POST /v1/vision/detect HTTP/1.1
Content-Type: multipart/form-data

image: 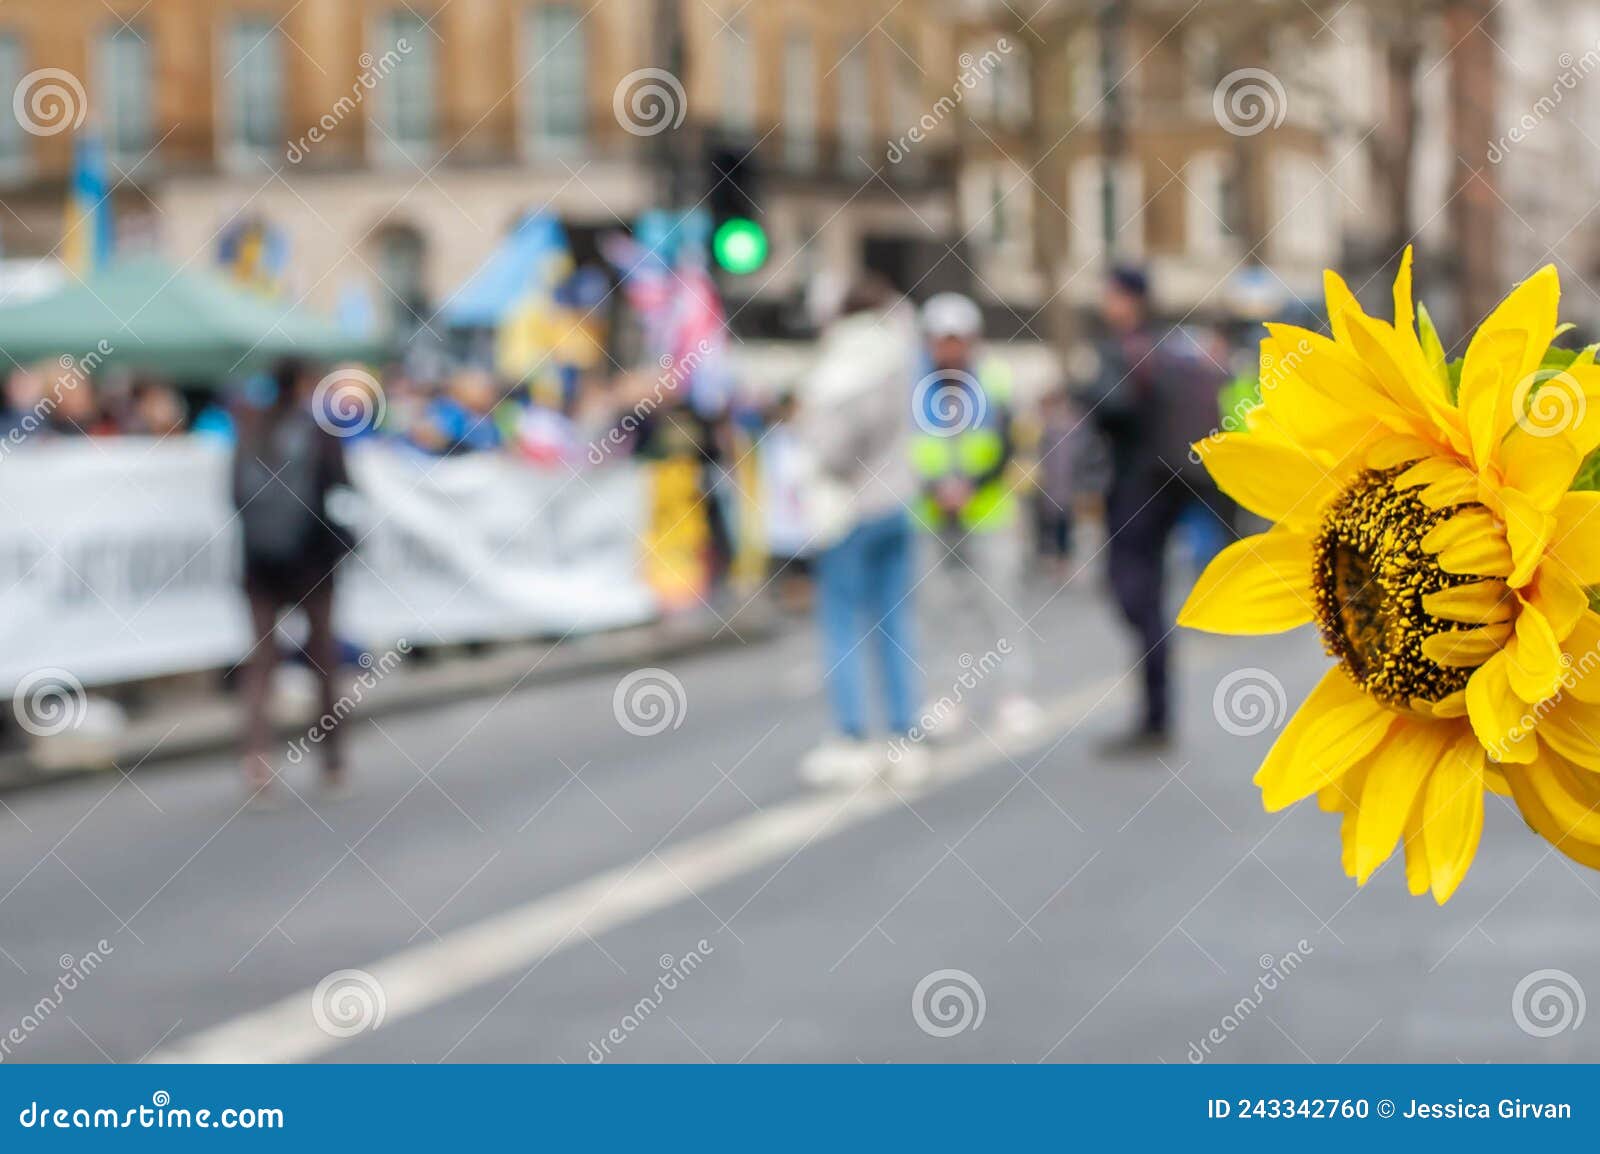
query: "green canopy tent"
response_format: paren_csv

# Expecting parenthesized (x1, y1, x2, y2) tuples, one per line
(0, 256, 387, 383)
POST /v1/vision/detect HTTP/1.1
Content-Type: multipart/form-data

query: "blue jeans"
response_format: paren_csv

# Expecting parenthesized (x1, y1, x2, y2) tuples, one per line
(815, 510, 919, 738)
(1178, 494, 1230, 572)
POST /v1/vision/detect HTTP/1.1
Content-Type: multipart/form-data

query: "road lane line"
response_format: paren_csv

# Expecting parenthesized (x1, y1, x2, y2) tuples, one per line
(152, 675, 1124, 1063)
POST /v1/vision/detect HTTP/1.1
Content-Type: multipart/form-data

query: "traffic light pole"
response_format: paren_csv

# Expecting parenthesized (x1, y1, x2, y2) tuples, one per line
(652, 0, 695, 209)
(1098, 0, 1126, 265)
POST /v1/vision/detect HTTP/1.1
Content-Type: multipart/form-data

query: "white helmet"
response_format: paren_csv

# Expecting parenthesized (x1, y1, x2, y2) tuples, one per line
(920, 292, 983, 340)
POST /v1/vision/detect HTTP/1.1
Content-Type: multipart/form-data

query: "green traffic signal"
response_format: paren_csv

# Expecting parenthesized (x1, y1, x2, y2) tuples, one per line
(712, 217, 768, 275)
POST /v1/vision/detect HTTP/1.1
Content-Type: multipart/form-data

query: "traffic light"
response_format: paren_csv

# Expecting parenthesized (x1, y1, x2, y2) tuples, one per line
(706, 142, 767, 276)
(712, 218, 768, 276)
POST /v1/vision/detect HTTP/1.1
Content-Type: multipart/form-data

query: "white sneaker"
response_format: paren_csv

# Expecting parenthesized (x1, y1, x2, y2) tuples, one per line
(917, 699, 967, 740)
(994, 695, 1044, 740)
(800, 738, 883, 787)
(884, 742, 932, 789)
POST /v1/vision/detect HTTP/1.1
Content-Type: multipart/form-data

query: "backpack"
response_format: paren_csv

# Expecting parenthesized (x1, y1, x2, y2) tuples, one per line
(1152, 327, 1231, 486)
(237, 415, 325, 568)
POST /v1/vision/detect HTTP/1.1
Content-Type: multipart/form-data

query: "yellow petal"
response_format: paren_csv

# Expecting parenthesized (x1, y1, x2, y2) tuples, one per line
(1177, 530, 1314, 635)
(1339, 311, 1425, 418)
(1421, 476, 1482, 510)
(1503, 750, 1600, 870)
(1552, 356, 1600, 457)
(1249, 335, 1389, 453)
(1395, 457, 1467, 490)
(1458, 331, 1525, 470)
(1423, 689, 1469, 718)
(1422, 734, 1486, 903)
(1500, 420, 1581, 511)
(1534, 699, 1600, 773)
(1193, 432, 1341, 529)
(1317, 778, 1355, 814)
(1548, 491, 1600, 583)
(1402, 786, 1432, 897)
(1365, 435, 1437, 470)
(1391, 245, 1417, 335)
(1526, 565, 1588, 642)
(1420, 623, 1513, 667)
(1459, 264, 1560, 468)
(1324, 268, 1367, 349)
(1423, 510, 1513, 578)
(1421, 580, 1514, 625)
(1471, 264, 1559, 382)
(1465, 651, 1538, 764)
(1336, 762, 1370, 879)
(1518, 752, 1600, 845)
(1560, 611, 1600, 703)
(1262, 322, 1419, 436)
(1355, 719, 1453, 884)
(1503, 599, 1563, 704)
(1345, 306, 1467, 453)
(1254, 668, 1397, 811)
(1499, 488, 1555, 589)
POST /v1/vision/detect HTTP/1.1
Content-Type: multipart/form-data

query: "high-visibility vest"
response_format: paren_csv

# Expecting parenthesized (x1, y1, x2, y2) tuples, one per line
(910, 358, 1015, 532)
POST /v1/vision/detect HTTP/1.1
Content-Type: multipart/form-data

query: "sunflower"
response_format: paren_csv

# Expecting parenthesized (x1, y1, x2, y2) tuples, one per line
(1180, 247, 1600, 903)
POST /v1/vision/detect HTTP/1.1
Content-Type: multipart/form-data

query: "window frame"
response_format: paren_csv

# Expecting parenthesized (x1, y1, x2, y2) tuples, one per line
(521, 1, 589, 160)
(217, 17, 286, 171)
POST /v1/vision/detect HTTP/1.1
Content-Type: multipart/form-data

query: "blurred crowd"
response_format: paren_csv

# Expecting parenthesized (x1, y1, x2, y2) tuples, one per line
(0, 269, 1297, 609)
(0, 347, 768, 469)
(784, 265, 1324, 782)
(0, 262, 1315, 792)
(0, 362, 190, 440)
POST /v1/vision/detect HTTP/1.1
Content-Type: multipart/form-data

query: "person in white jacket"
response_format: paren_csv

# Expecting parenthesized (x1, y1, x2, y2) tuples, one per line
(795, 275, 928, 786)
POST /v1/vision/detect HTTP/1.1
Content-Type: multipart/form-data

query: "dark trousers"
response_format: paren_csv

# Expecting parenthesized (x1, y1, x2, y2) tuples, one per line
(1033, 498, 1074, 560)
(242, 578, 343, 778)
(1105, 480, 1185, 733)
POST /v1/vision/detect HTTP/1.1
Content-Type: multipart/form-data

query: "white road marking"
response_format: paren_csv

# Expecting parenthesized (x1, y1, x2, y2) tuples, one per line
(152, 676, 1125, 1063)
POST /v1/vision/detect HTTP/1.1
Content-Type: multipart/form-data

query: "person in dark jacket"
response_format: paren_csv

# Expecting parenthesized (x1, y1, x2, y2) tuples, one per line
(232, 358, 354, 800)
(1078, 267, 1186, 753)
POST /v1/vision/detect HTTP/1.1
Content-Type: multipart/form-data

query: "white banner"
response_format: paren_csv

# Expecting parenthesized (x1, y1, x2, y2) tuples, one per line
(0, 439, 656, 693)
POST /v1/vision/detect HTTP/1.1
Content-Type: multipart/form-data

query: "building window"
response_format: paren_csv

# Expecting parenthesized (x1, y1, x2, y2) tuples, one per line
(719, 16, 755, 138)
(1068, 30, 1100, 123)
(1183, 27, 1224, 119)
(223, 20, 284, 160)
(986, 167, 1008, 247)
(968, 38, 1028, 129)
(375, 224, 427, 340)
(525, 3, 586, 157)
(0, 35, 27, 178)
(96, 25, 153, 165)
(782, 30, 816, 171)
(1069, 155, 1143, 261)
(963, 160, 1030, 253)
(1271, 152, 1336, 265)
(1185, 151, 1237, 259)
(372, 11, 435, 164)
(888, 46, 922, 175)
(837, 44, 870, 172)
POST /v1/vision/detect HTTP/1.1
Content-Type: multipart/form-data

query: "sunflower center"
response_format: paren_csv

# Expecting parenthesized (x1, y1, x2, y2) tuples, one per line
(1311, 467, 1478, 707)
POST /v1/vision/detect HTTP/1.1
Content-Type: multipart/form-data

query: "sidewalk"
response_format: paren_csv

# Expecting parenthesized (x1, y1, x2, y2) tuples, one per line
(0, 601, 780, 791)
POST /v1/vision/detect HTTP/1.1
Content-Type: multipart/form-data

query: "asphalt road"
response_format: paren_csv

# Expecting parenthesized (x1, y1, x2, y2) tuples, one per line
(1, 565, 1597, 1064)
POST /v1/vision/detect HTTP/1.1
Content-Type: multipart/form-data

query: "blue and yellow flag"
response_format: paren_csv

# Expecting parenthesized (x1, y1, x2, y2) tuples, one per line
(61, 133, 112, 275)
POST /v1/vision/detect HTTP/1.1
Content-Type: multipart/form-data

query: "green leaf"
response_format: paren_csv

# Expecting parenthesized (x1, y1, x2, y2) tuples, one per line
(1416, 303, 1451, 394)
(1541, 345, 1584, 372)
(1573, 445, 1600, 493)
(1445, 357, 1464, 405)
